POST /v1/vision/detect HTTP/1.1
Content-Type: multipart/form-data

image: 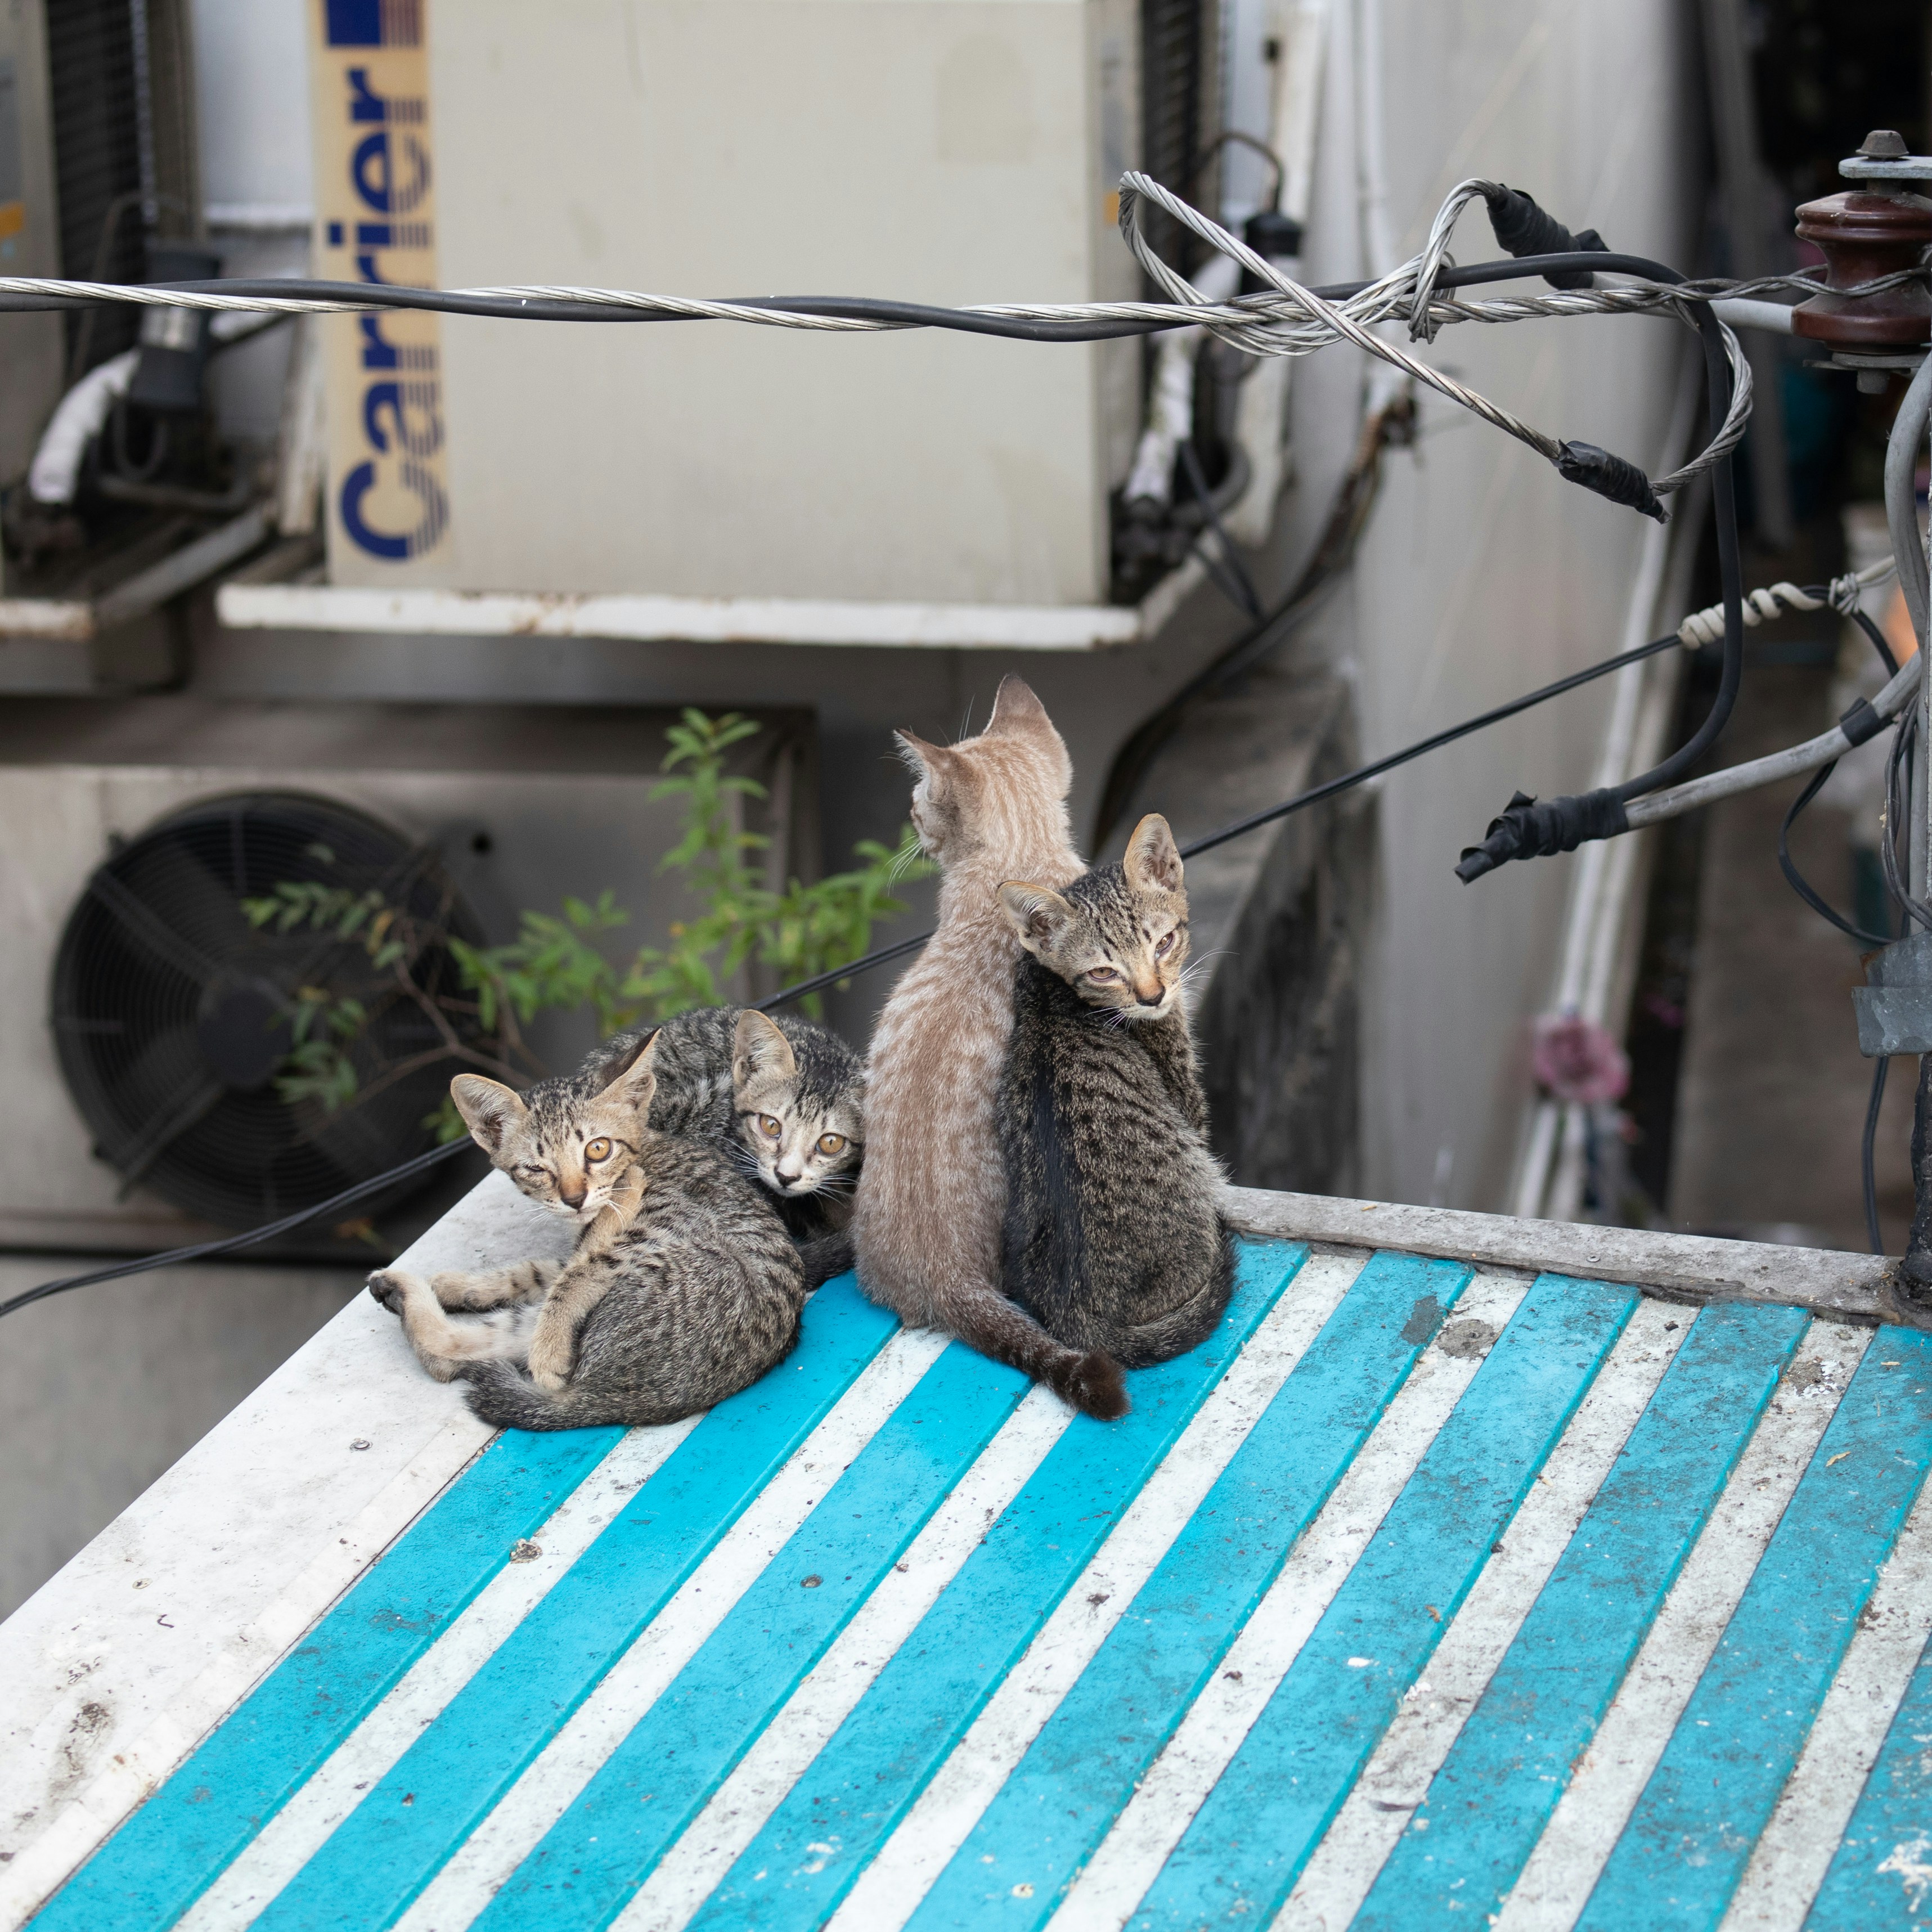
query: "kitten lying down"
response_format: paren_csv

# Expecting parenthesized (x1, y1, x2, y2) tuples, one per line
(370, 1019, 844, 1430)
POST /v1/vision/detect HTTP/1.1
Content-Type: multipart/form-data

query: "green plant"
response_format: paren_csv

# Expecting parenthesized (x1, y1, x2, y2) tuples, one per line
(241, 710, 930, 1138)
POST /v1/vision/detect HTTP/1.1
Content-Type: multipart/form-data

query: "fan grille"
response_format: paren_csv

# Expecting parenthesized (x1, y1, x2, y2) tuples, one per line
(52, 790, 485, 1232)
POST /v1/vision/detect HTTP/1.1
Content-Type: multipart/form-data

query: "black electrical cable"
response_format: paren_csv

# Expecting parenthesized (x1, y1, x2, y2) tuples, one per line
(1849, 605, 1899, 676)
(0, 1138, 475, 1322)
(1880, 711, 1932, 932)
(0, 249, 1783, 342)
(1867, 1055, 1893, 1256)
(1454, 281, 1744, 882)
(1777, 762, 1893, 947)
(1176, 630, 1685, 860)
(1775, 604, 1905, 946)
(1180, 441, 1264, 620)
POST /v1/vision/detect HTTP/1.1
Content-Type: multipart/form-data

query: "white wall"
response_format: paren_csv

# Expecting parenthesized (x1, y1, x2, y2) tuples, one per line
(190, 0, 312, 217)
(1283, 0, 1697, 1208)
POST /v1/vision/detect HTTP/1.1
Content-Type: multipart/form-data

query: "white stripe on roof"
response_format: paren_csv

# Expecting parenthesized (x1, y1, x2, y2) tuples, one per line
(1278, 1295, 1690, 1930)
(392, 1325, 948, 1932)
(832, 1251, 1383, 1932)
(1720, 1470, 1932, 1931)
(1496, 1320, 1871, 1931)
(610, 1380, 1079, 1932)
(177, 1420, 695, 1932)
(1041, 1269, 1534, 1932)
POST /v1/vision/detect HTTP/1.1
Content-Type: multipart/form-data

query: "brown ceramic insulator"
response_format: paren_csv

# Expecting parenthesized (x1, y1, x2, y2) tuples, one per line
(1791, 190, 1932, 347)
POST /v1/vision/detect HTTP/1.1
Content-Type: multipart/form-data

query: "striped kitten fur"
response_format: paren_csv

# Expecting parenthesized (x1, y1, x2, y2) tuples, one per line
(853, 675, 1127, 1419)
(996, 813, 1234, 1369)
(370, 1035, 804, 1430)
(586, 1006, 863, 1243)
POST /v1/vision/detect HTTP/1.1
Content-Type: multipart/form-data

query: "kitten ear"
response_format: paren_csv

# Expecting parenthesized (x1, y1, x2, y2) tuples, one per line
(895, 729, 942, 774)
(1124, 813, 1185, 895)
(985, 676, 1050, 739)
(450, 1074, 527, 1154)
(733, 1009, 797, 1087)
(996, 880, 1075, 952)
(596, 1028, 658, 1112)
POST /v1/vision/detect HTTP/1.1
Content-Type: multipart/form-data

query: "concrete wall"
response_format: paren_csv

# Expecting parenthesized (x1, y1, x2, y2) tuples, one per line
(1287, 0, 1702, 1208)
(0, 1259, 361, 1621)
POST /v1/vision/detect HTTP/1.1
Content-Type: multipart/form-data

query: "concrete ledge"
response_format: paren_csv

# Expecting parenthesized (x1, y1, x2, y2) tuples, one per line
(0, 1171, 567, 1925)
(1223, 1185, 1920, 1328)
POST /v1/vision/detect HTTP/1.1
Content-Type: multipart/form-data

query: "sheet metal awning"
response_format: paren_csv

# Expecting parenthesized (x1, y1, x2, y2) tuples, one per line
(1, 1181, 1927, 1931)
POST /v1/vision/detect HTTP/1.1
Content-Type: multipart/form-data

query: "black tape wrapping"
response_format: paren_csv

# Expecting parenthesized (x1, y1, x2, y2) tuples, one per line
(1455, 788, 1631, 883)
(1557, 441, 1668, 523)
(1480, 185, 1608, 289)
(1839, 697, 1885, 748)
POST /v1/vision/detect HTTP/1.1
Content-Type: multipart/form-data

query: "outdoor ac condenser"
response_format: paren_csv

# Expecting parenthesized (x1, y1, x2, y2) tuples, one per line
(0, 700, 814, 1251)
(305, 0, 1157, 608)
(0, 0, 66, 537)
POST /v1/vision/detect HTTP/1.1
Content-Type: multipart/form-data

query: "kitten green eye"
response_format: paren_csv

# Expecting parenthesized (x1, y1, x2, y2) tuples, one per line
(816, 1133, 847, 1156)
(759, 1114, 783, 1139)
(1088, 965, 1119, 983)
(583, 1138, 612, 1162)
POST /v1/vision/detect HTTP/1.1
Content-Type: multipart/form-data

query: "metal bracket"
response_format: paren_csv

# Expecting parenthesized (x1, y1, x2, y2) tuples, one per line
(1854, 931, 1932, 1055)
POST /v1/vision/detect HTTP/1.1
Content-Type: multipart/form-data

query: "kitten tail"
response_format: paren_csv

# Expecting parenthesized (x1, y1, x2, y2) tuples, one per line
(459, 1361, 633, 1432)
(940, 1279, 1129, 1421)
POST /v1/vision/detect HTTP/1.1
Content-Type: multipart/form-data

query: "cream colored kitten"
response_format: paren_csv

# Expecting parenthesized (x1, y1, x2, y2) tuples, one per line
(852, 676, 1126, 1418)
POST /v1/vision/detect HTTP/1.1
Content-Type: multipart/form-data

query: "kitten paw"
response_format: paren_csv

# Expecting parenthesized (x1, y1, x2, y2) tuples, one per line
(1061, 1350, 1129, 1421)
(366, 1269, 409, 1315)
(526, 1328, 574, 1393)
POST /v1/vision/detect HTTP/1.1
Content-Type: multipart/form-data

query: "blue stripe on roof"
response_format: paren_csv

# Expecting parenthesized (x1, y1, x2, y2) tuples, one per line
(30, 1423, 626, 1932)
(1130, 1271, 1639, 1932)
(1806, 1620, 1932, 1927)
(250, 1275, 898, 1932)
(1353, 1299, 1808, 1931)
(471, 1337, 1035, 1930)
(1576, 1324, 1932, 1932)
(686, 1239, 1324, 1932)
(905, 1250, 1481, 1930)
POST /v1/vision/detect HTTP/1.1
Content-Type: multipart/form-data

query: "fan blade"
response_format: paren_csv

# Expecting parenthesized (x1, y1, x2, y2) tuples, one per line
(85, 868, 226, 990)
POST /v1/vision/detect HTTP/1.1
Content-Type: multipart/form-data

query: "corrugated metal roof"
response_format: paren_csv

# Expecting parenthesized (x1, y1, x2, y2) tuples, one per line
(4, 1202, 1930, 1930)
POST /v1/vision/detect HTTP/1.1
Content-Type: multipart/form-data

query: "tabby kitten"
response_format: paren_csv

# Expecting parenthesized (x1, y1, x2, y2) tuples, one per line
(853, 675, 1127, 1419)
(996, 814, 1235, 1368)
(584, 1006, 862, 1242)
(368, 1034, 804, 1430)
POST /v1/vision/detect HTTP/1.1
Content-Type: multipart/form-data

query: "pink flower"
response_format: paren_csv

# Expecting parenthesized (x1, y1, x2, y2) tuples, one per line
(1531, 1014, 1630, 1106)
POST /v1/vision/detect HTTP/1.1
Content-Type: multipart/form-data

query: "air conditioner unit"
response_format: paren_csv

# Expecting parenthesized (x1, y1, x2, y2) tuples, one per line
(304, 0, 1221, 608)
(0, 698, 815, 1251)
(0, 0, 66, 528)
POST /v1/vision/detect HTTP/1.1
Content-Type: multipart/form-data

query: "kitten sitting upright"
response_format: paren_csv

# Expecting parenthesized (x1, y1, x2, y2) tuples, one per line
(995, 813, 1235, 1369)
(367, 1035, 804, 1430)
(855, 675, 1127, 1419)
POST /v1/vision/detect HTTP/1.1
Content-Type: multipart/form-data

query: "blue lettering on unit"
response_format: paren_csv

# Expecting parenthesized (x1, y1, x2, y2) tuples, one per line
(349, 128, 429, 217)
(352, 131, 394, 212)
(339, 458, 448, 560)
(347, 67, 389, 122)
(326, 221, 345, 248)
(358, 314, 401, 369)
(325, 0, 383, 48)
(362, 382, 443, 458)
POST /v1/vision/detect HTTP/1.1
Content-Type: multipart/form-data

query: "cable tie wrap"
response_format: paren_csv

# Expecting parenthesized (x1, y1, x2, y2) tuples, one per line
(1556, 441, 1667, 522)
(1480, 185, 1608, 289)
(1455, 788, 1631, 883)
(1840, 697, 1885, 748)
